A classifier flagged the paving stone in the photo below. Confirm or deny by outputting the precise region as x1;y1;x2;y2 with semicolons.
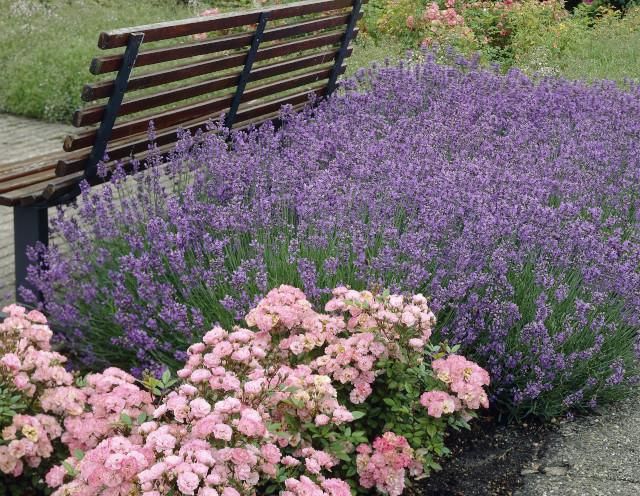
517;475;640;496
0;113;73;306
516;392;640;496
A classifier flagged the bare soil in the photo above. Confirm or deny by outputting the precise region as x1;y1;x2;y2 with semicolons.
418;414;556;496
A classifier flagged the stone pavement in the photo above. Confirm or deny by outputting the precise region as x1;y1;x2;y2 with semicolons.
515;392;640;496
0;113;73;305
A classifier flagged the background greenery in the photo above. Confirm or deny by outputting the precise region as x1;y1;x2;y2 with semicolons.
0;0;194;121
2;0;640;123
362;0;640;78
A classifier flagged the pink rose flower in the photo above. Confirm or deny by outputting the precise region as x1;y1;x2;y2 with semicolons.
1;353;21;371
212;424;232;442
189;398;211;418
420;390;457;417
314;414;330;426
177;471;200;495
45;465;66;487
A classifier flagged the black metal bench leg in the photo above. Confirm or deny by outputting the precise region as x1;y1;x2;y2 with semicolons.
13;205;48;304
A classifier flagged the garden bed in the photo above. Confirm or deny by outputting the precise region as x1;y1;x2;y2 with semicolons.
421;415;554;495
3;43;639;495
28;54;640;417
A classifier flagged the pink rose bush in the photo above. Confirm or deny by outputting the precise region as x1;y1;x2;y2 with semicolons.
372;0;475;50
0;304;71;480
370;0;566;58
414;1;473;48
0;305;154;492
1;286;490;494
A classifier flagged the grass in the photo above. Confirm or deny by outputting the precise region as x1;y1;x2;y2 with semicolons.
552;9;640;82
510;6;640;82
347;35;405;76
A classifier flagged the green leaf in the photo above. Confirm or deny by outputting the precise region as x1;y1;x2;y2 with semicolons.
333;451;351;462
120;413;132;426
73;449;85;461
426;424;437;437
62;461;77;476
161;369;171;384
350;410;366;420
137;412;147;424
267;422;282;432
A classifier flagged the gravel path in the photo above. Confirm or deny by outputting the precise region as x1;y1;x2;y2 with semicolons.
0;113;73;305
515;392;640;496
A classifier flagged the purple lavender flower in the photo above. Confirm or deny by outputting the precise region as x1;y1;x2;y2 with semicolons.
25;55;640;417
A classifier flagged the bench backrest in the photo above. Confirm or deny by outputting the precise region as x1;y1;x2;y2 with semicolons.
47;0;364;203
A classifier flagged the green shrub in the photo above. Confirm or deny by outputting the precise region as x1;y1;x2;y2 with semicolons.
538;6;640;82
359;0;638;74
512;4;624;76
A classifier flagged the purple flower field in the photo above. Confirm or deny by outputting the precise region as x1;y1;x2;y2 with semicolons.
27;55;640;418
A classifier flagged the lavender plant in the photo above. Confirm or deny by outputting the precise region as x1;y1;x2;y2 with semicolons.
26;54;640;418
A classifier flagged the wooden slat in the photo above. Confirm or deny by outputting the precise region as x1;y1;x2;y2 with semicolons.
72;77;319;152
43;101;309;205
0;154;62;182
61;65;343;172
82;28;353;101
235;101;307;131
0;177;57;206
29;99;309;207
0;168;59;195
61;93;315;176
91;13;355;74
59;120;212;176
234;85;326;123
98;0;362;49
67;34;353;151
44;144;179;204
76;47;349;126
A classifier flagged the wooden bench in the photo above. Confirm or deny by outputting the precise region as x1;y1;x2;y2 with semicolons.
0;0;364;302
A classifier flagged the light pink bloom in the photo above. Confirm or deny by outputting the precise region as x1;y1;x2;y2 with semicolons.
189;398;211;418
177;471;200;495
